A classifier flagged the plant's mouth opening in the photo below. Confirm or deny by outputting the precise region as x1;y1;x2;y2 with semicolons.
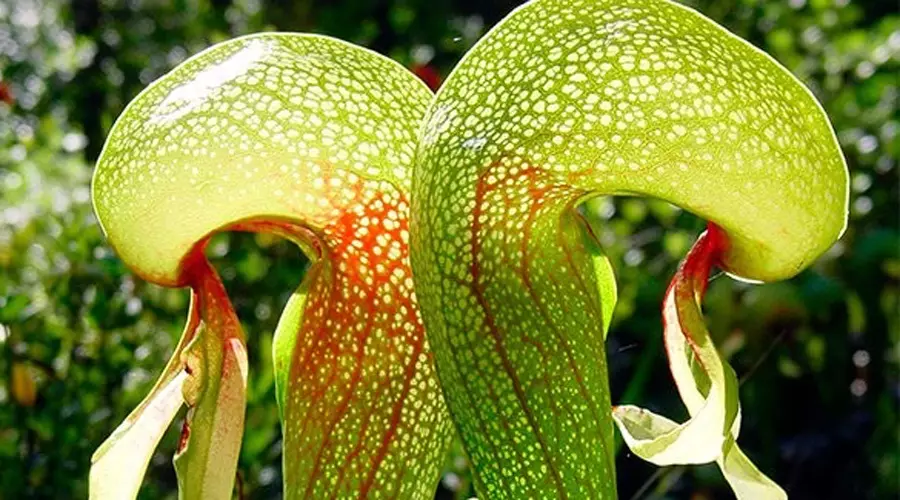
574;193;694;398
173;217;323;458
197;219;321;336
223;219;325;263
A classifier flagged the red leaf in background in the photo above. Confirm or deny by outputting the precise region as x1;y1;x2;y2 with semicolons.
0;82;13;105
411;64;441;91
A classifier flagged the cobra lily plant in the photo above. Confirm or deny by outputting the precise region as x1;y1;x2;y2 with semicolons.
90;35;452;499
90;0;848;499
410;0;846;498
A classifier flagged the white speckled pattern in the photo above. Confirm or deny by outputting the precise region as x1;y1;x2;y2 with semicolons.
93;33;452;499
410;0;847;497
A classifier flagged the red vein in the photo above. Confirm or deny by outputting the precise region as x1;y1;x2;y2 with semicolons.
470;165;568;496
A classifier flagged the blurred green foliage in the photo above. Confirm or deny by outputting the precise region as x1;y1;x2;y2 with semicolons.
0;0;896;498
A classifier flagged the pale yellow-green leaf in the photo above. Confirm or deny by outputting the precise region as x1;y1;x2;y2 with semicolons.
613;229;783;498
719;439;788;500
89;372;187;500
89;297;200;500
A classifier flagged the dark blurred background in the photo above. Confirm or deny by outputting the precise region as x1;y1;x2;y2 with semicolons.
0;0;897;498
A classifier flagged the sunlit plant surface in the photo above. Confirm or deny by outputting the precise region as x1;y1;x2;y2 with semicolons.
89;0;848;498
90;35;452;499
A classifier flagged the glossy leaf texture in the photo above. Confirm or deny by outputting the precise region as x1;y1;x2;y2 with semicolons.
410;0;848;498
91;33;452;499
